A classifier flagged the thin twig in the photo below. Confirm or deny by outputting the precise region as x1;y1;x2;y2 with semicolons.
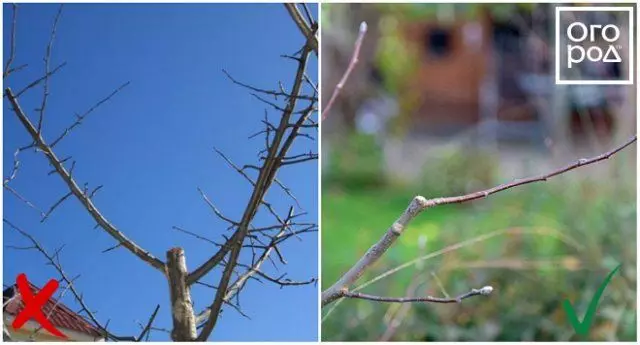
197;187;239;226
3;4;18;79
136;305;161;341
195;208;316;326
5;87;166;272
222;69;317;102
3;219;141;341
50;82;130;148
36;4;64;134
321;21;367;120
301;4;315;27
195;34;315;340
3;184;45;217
172;226;217;246
40;191;73;222
4;144;34;184
343;286;493;304
283;3;318;55
14;62;67;98
321;135;636;306
251;270;316;287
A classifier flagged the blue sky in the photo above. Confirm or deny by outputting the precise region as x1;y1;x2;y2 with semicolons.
3;3;318;341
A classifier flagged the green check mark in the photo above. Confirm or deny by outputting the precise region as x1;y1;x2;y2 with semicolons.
562;263;621;336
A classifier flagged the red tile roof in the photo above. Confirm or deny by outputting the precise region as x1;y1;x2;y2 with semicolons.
3;282;104;339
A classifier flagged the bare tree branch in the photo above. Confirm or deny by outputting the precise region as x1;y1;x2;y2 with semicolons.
343;286;493;304
301;4;315;28
5;6;318;341
50;81;131;148
195;26;317;341
195;207;316;325
5;88;166;273
172;226;217;246
250;270;317;287
13;62;67;98
197;187;239;227
36;4;63;134
321;21;367;120
3;184;45;217
3;144;34;185
213;148;256;186
3;219;148;341
3;4;19;79
136;305;161;342
40;191;73;222
321;135;636;306
223;69;317;102
284;3;318;55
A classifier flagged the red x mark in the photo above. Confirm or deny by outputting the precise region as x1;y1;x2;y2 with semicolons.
12;273;67;339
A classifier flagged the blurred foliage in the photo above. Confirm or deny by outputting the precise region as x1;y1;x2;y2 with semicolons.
376;15;419;95
322;155;636;341
375;3;538;22
418;147;498;198
322;3;636;340
373;3;539;95
324;133;385;191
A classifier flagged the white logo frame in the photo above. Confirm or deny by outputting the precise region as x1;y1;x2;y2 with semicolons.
555;6;634;85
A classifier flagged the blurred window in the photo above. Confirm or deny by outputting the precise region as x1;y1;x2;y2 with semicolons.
425;27;452;58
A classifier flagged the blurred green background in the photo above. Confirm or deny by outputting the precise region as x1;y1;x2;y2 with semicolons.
321;3;637;342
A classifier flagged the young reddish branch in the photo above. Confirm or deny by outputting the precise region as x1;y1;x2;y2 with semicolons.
321;21;368;120
321;135;636;307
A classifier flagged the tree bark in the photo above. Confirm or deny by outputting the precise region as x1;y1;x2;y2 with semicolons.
166;248;197;341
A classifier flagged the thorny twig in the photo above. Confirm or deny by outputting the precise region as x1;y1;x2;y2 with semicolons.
4;219;159;341
194;207;315;324
222;69;317;102
5;88;166;272
195;27;318;339
14;62;67;98
5;4;318;341
50;81;131;148
36;4;63;135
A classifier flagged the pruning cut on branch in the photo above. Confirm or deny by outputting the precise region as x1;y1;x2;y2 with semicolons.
321;135;636;307
4;3;318;341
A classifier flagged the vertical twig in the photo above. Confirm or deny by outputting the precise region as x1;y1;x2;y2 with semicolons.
321;22;368;120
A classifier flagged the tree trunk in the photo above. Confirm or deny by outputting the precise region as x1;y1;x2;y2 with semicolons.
166;248;197;341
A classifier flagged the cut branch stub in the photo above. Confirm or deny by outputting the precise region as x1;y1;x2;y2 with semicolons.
166;247;197;341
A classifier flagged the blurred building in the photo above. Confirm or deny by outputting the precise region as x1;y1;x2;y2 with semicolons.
322;4;635;182
399;4;629;147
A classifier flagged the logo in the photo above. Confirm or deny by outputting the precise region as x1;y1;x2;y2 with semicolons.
555;7;633;85
11;273;68;339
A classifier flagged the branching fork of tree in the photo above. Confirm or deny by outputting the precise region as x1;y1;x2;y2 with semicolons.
4;4;318;341
320;21;637;308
